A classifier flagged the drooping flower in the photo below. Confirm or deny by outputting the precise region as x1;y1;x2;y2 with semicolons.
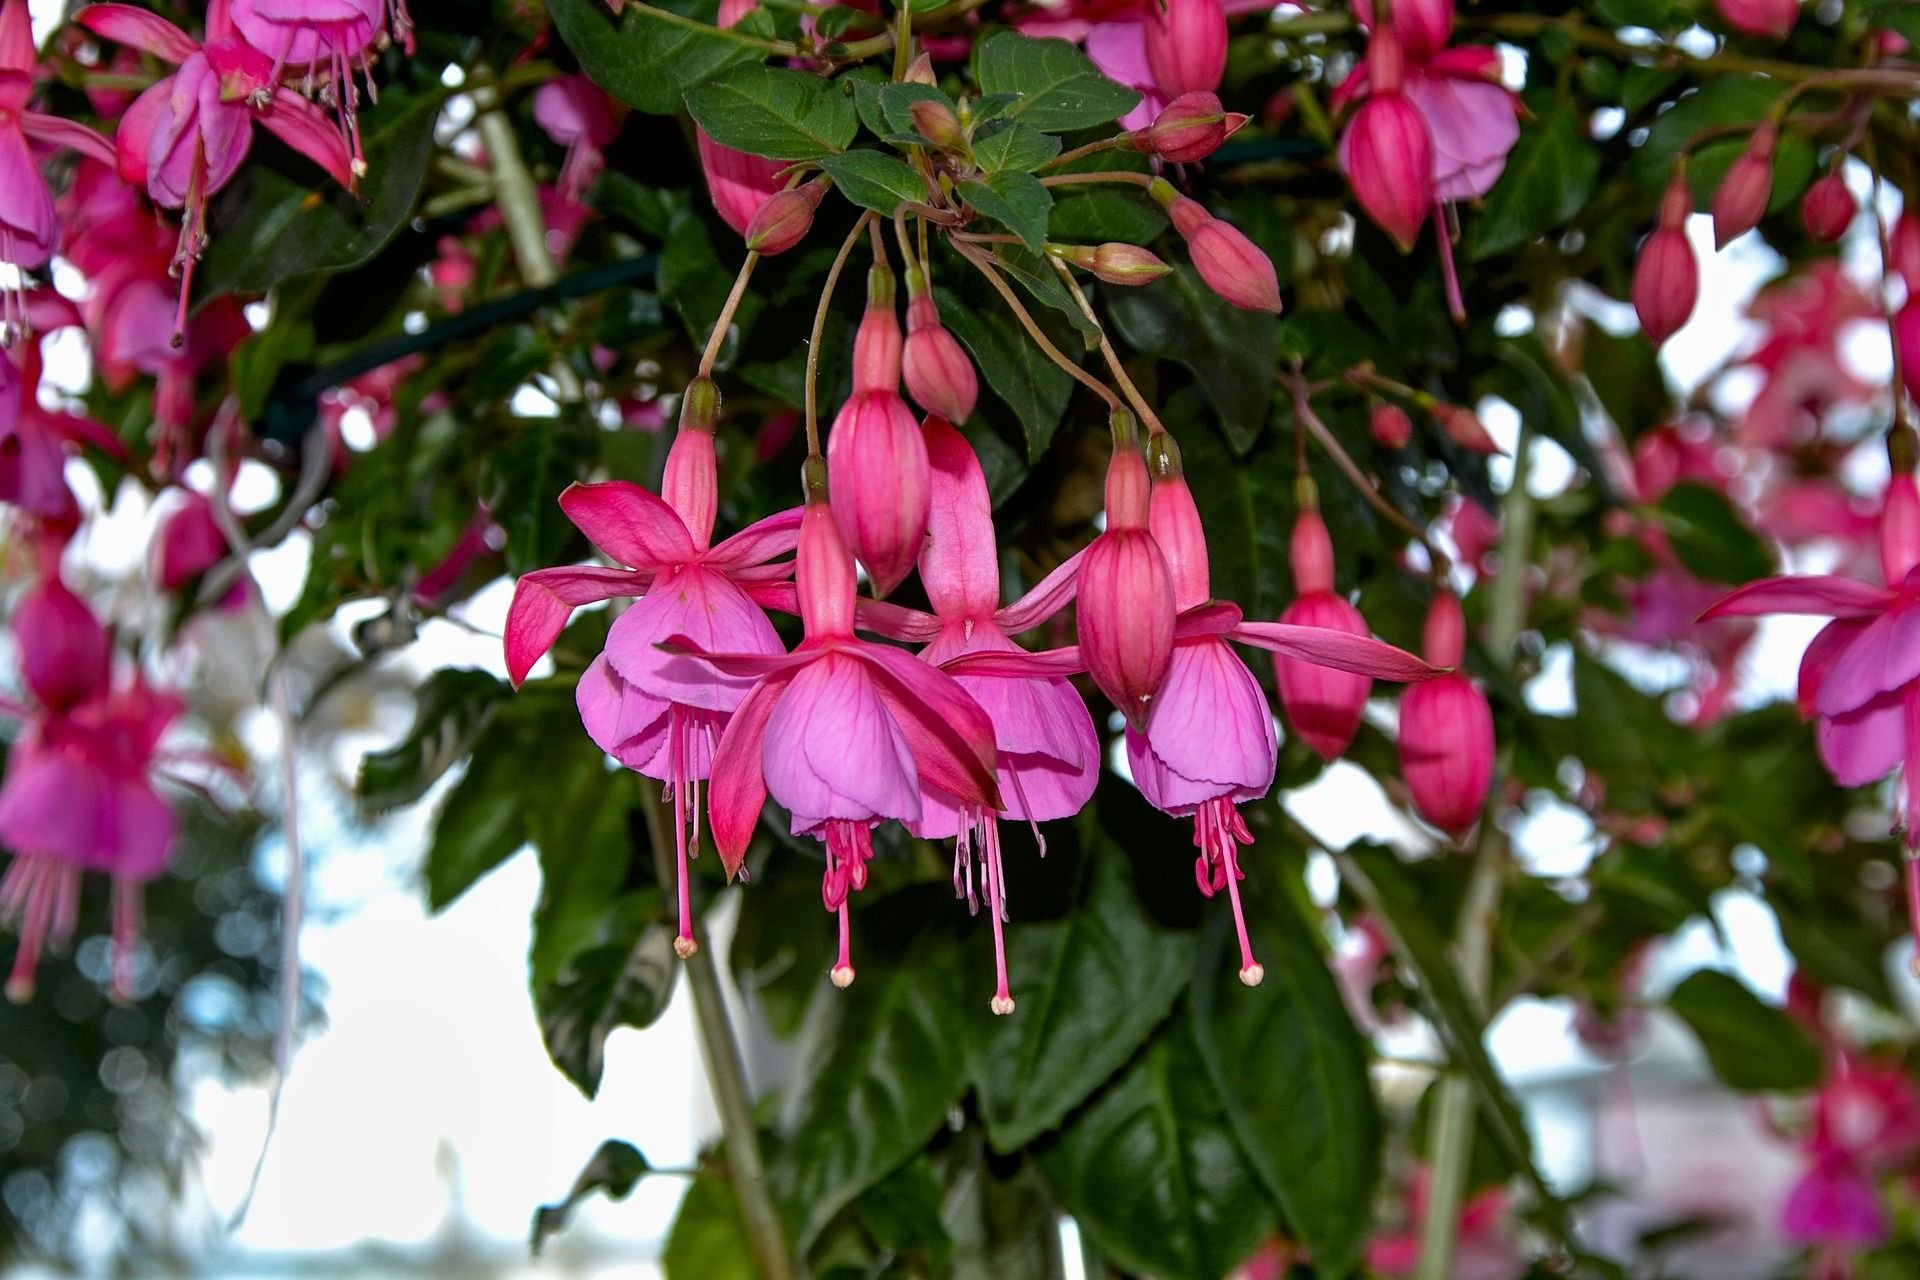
14;568;111;715
826;261;932;597
1337;23;1431;252
1397;589;1494;840
1141;0;1227;99
503;379;803;957
1076;414;1176;728
1712;125;1776;249
1633;176;1699;348
1801;169;1856;243
532;73;624;204
671;465;1003;987
229;0;383;177
75;0;357;335
1275;507;1373;761
0;303;127;530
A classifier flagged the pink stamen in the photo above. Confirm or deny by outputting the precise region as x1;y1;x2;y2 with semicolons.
671;710;696;959
830;901;855;988
983;816;1014;1014
112;877;142;1001
1194;799;1263;986
4;858;54;1002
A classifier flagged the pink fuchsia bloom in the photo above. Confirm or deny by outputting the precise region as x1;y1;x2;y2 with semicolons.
1712;126;1776;249
1716;0;1798;38
1077;418;1177;728
0;308;128;530
1801;169;1856;243
1780;1155;1886;1249
1141;0;1226;98
1898;302;1920;406
1130;90;1248;164
1150;178;1282;313
229;0;382;178
533;74;624;204
1808;1055;1920;1169
675;476;1003;987
0;0;116;290
864;417;1097;1013
75;0;356;335
1737;261;1879;447
1397;590;1493;840
0;674;184;1001
1634;177;1700;348
1275;508;1373;761
503;380;803;957
696;0;784;235
826;262;932;597
901;275;978;423
1337;24;1431;252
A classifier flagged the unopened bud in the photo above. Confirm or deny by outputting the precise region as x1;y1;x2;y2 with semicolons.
1634;179;1699;348
903;295;979;423
1712;126;1776;249
1434;402;1502;455
909;98;967;152
1132;91;1240;164
1142;0;1227;97
1800;169;1855;243
1055;242;1173;285
1371;402;1412;450
903;52;936;85
744;178;827;255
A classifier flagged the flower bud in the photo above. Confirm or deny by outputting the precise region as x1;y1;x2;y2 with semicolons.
902;52;936;86
1896;301;1920;408
1879;469;1920;587
1146;434;1212;611
14;574;109;713
1142;0;1227;98
1154;182;1282;313
664;379;721;549
1800;169;1855;243
1055;242;1174;286
1434;402;1501;455
1341;73;1434;252
1133;91;1242;164
1398;591;1492;841
1081;435;1176;729
851;263;902;393
744;178;827;255
1892;214;1920;292
1633;179;1699;347
902;293;979;423
797;487;858;638
1712;127;1776;249
1275;511;1372;761
1371;403;1412;450
909;98;967;153
1714;0;1798;37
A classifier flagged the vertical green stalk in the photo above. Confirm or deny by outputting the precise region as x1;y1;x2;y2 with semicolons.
475;75;558;290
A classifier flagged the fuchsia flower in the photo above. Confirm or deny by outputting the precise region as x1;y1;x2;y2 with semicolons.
229;0;385;177
744;178;826;256
951;429;1442;982
673;468;1003;987
863;417;1098;1012
0;0;115;296
1802;170;1856;243
1140;0;1227;99
76;0;356;334
503;380;803;956
533;74;624;204
1397;590;1494;840
826;261;932;597
1337;23;1431;253
1371;403;1413;450
1075;418;1176;728
1130;91;1247;165
1275;508;1373;761
1779;1054;1920;1263
1150;178;1283;313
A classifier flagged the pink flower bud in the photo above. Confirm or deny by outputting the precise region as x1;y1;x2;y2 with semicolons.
902;294;978;423
1712;128;1776;249
1896;301;1920;408
851;264;902;393
1398;591;1493;841
744;179;827;256
1133;91;1242;164
14;574;109;713
1371;403;1412;450
827;269;929;596
1274;512;1372;761
1800;170;1855;243
1081;438;1176;729
1434;403;1501;455
1156;183;1282;313
1633;180;1698;347
1892;214;1920;292
664;378;721;549
909;98;967;152
1146;435;1211;610
1341;77;1434;252
1714;0;1798;37
1142;0;1227;98
1879;471;1920;587
1057;243;1174;285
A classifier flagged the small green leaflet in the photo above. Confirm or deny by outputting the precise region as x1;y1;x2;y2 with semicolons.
817;151;928;215
684;64;857;161
959;172;1053;251
972;121;1063;173
974;32;1139;133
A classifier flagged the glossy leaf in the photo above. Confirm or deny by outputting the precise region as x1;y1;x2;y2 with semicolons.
550;0;770;116
1668;970;1822;1092
358;668;509;814
665;1175;760;1280
1655;482;1774;584
817;150;929;216
1104;267;1278;455
974;32;1141;133
971;122;1063;174
685;65;858;161
531;1139;653;1254
1469;106;1601;261
958;172;1053;253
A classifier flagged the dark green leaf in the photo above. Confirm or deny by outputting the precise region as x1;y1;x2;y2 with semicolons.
969;838;1196;1152
1668;970;1822;1091
1037;1018;1272;1280
936;279;1073;461
357;668;508;814
1104;268;1278;454
198;85;443;301
856;1154;953;1274
426;719;538;910
1470;107;1600;261
685;65;857;161
1629;78;1787;195
971;121;1063;174
1046;187;1168;244
817;150;928;216
531;1140;653;1254
665;1176;760;1280
1774;900;1895;1008
1583;326;1669;441
1190;904;1381;1276
486;417;599;576
1654;483;1774;584
974;32;1140;133
470;325;557;403
537;914;680;1096
550;0;769;116
1869;0;1920;42
958;172;1054;252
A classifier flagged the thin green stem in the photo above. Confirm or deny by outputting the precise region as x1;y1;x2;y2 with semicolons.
951;242;1121;410
830;0;992;59
700;253;760;378
1047;257;1165;434
1039;170;1154;191
806;213;875;457
638;788;797;1280
625;0;798;53
891;0;912;80
1043;136;1128;172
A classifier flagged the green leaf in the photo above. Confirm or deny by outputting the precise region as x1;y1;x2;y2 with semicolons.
486;416;599;576
1774;899;1895;1008
936;277;1073;461
817;150;928;216
1174;409;1291;620
197;84;443;301
974;32;1140;133
1189;904;1381;1277
1104;267;1278;455
549;0;769;116
426;718;538;911
1583;326;1669;441
1037;1018;1272;1280
856;1154;953;1275
665;1176;760;1280
1654;482;1774;584
1469;106;1600;261
1668;970;1822;1092
1047;186;1168;244
684;64;857;161
968;835;1196;1152
1869;0;1920;42
537;911;680;1097
971;121;1063;174
772;889;970;1250
531;1140;653;1254
1629;77;1787;195
357;668;509;815
958;172;1054;252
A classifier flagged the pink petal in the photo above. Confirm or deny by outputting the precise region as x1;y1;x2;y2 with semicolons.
605;565;784;711
655;636;809;681
920;416;1001;622
1133;637;1276;799
0;124;53;266
994;546;1086;635
258;88;357;189
708;671;790;877
943;644;1086;679
112;78;170;188
0;745;115;873
762;652;923;823
1700;574;1894;621
577;653;674;775
1817;599;1920;717
1230;621;1442;681
704;505;804;572
1817;694;1905;787
854;597;943;643
923;624;1091;767
106;779;176;882
1781;1157;1888;1247
75;4;199;63
20;113;118;168
1175;599;1245;637
502;565;649;685
559;481;695;571
1407;75;1518;202
856;642;1003;812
